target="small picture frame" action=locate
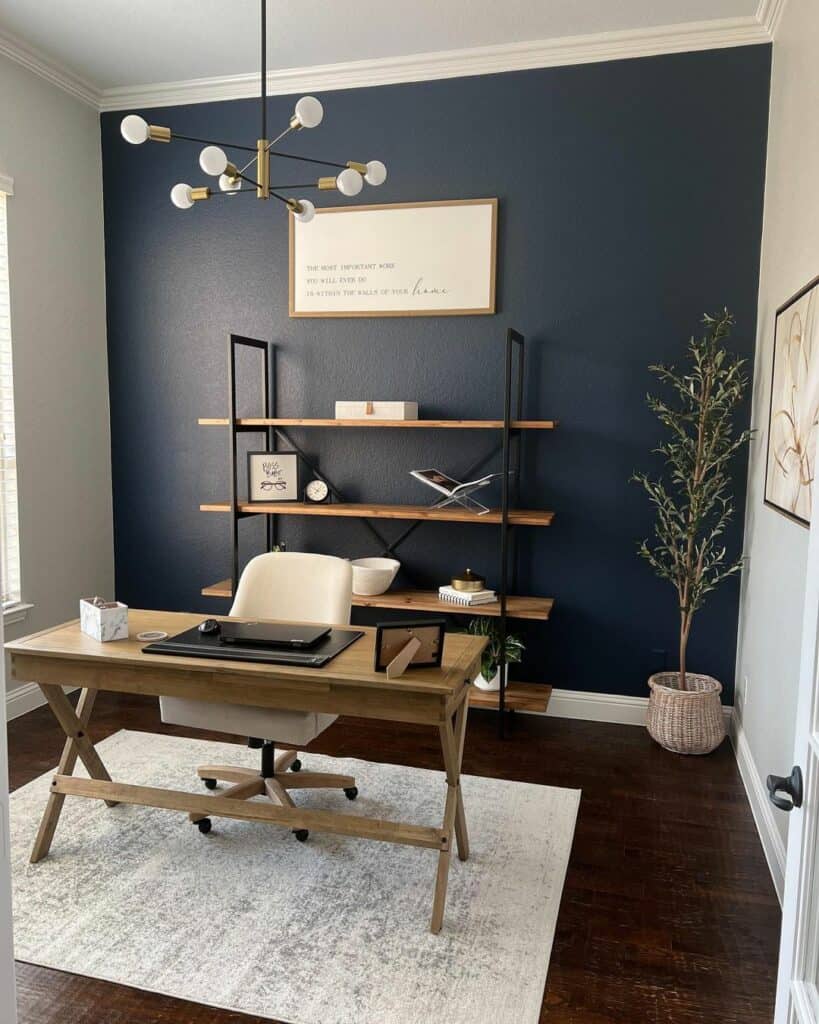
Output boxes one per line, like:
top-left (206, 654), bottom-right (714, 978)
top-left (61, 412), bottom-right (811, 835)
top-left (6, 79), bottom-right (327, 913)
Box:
top-left (373, 619), bottom-right (446, 673)
top-left (247, 451), bottom-right (299, 502)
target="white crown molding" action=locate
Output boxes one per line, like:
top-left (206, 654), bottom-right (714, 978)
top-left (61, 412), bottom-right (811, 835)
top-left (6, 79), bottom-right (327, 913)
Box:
top-left (756, 0), bottom-right (789, 38)
top-left (0, 25), bottom-right (99, 107)
top-left (98, 15), bottom-right (771, 112)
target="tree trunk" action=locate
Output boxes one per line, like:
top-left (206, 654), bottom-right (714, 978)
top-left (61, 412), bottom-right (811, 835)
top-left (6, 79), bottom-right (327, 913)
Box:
top-left (679, 613), bottom-right (690, 691)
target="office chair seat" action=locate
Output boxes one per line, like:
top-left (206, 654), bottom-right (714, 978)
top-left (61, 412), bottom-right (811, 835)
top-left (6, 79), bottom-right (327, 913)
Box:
top-left (159, 551), bottom-right (357, 840)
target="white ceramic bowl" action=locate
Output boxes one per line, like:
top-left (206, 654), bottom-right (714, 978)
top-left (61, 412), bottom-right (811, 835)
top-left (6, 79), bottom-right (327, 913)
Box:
top-left (350, 557), bottom-right (400, 596)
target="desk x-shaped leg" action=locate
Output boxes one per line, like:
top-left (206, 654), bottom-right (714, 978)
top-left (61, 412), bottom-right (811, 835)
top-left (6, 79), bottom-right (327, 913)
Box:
top-left (430, 685), bottom-right (470, 933)
top-left (30, 685), bottom-right (116, 864)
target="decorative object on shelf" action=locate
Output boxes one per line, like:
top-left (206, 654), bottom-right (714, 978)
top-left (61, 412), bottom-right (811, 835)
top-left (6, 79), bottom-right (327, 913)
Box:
top-left (290, 199), bottom-right (497, 318)
top-left (438, 585), bottom-right (497, 607)
top-left (350, 557), bottom-right (400, 596)
top-left (374, 619), bottom-right (445, 675)
top-left (764, 274), bottom-right (819, 526)
top-left (632, 310), bottom-right (751, 755)
top-left (410, 468), bottom-right (505, 515)
top-left (80, 597), bottom-right (129, 642)
top-left (304, 478), bottom-right (330, 503)
top-left (451, 568), bottom-right (486, 592)
top-left (118, 0), bottom-right (386, 223)
top-left (466, 617), bottom-right (524, 691)
top-left (247, 451), bottom-right (298, 503)
top-left (335, 401), bottom-right (419, 421)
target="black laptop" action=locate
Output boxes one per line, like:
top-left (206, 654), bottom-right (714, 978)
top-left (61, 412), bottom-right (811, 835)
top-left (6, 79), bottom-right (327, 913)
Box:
top-left (218, 621), bottom-right (330, 648)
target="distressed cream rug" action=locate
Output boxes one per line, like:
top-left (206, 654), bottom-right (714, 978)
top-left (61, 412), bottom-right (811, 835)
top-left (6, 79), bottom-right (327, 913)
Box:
top-left (10, 730), bottom-right (579, 1024)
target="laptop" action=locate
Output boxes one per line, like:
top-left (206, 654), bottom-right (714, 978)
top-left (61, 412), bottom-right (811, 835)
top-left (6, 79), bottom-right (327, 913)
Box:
top-left (217, 621), bottom-right (330, 649)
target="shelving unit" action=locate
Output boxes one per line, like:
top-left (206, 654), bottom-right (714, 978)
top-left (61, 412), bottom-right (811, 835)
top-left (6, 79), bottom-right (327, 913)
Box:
top-left (200, 330), bottom-right (556, 733)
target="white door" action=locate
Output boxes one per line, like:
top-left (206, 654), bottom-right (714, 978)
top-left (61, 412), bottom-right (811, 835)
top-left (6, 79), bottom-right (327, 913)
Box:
top-left (0, 606), bottom-right (18, 1022)
top-left (774, 510), bottom-right (819, 1024)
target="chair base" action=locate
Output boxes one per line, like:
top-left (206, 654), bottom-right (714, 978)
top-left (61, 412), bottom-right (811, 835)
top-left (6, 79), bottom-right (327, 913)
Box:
top-left (191, 743), bottom-right (358, 839)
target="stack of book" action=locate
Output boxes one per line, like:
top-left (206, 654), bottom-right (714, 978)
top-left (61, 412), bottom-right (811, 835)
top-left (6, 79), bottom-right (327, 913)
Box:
top-left (437, 585), bottom-right (497, 607)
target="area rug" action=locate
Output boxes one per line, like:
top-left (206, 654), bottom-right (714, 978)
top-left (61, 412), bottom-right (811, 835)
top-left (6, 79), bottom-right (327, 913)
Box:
top-left (10, 730), bottom-right (579, 1024)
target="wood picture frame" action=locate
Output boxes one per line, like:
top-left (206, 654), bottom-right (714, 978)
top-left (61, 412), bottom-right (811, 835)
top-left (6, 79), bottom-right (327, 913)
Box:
top-left (373, 619), bottom-right (446, 673)
top-left (764, 273), bottom-right (819, 527)
top-left (289, 198), bottom-right (497, 318)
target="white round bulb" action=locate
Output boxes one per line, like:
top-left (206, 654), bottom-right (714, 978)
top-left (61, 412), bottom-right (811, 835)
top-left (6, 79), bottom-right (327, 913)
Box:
top-left (293, 199), bottom-right (316, 223)
top-left (120, 114), bottom-right (149, 144)
top-left (294, 95), bottom-right (323, 129)
top-left (218, 173), bottom-right (241, 195)
top-left (336, 168), bottom-right (363, 196)
top-left (364, 160), bottom-right (387, 186)
top-left (199, 146), bottom-right (228, 176)
top-left (170, 183), bottom-right (194, 210)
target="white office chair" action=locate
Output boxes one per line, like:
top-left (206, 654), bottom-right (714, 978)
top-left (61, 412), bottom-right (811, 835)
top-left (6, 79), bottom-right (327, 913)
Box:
top-left (160, 551), bottom-right (358, 841)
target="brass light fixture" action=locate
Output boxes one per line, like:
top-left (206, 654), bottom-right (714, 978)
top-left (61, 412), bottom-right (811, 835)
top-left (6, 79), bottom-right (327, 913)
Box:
top-left (119, 0), bottom-right (387, 223)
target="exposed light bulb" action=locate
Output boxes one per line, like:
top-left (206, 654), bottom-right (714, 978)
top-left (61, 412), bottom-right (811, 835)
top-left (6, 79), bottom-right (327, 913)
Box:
top-left (293, 199), bottom-right (316, 223)
top-left (293, 95), bottom-right (323, 129)
top-left (170, 183), bottom-right (194, 210)
top-left (120, 114), bottom-right (149, 144)
top-left (336, 168), bottom-right (363, 196)
top-left (218, 173), bottom-right (241, 194)
top-left (364, 160), bottom-right (387, 186)
top-left (199, 146), bottom-right (228, 176)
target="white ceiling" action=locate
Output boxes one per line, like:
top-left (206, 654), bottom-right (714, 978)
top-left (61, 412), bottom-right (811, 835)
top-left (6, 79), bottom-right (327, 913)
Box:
top-left (0, 0), bottom-right (761, 93)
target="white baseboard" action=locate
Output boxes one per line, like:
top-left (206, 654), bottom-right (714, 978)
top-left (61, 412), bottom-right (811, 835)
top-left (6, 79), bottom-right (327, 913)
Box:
top-left (729, 714), bottom-right (786, 904)
top-left (5, 683), bottom-right (78, 722)
top-left (542, 688), bottom-right (735, 728)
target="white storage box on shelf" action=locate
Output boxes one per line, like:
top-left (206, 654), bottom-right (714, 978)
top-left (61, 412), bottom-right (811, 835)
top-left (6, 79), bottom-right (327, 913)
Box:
top-left (80, 598), bottom-right (129, 642)
top-left (334, 401), bottom-right (418, 421)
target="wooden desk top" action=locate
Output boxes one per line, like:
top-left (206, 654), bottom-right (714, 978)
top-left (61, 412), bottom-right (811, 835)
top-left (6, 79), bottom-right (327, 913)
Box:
top-left (7, 610), bottom-right (485, 700)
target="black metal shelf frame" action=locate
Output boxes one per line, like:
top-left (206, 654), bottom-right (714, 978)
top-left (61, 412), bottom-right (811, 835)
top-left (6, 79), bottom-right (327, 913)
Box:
top-left (220, 328), bottom-right (537, 737)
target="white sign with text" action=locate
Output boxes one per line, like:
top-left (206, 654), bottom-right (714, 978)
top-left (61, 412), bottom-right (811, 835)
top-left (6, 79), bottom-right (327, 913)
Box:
top-left (289, 199), bottom-right (497, 317)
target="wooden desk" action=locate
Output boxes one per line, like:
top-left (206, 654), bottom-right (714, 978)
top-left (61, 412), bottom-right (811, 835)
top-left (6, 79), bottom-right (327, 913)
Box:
top-left (6, 610), bottom-right (485, 933)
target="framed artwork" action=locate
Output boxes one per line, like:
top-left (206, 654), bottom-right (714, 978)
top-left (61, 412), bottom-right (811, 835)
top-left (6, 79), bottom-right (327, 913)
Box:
top-left (765, 274), bottom-right (819, 526)
top-left (373, 619), bottom-right (446, 673)
top-left (289, 198), bottom-right (497, 318)
top-left (247, 451), bottom-right (299, 503)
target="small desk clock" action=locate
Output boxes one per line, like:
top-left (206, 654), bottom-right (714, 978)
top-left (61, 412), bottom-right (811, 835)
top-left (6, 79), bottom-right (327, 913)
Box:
top-left (304, 478), bottom-right (330, 503)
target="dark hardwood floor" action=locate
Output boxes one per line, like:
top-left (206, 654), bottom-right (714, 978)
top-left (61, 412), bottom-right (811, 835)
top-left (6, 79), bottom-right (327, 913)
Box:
top-left (7, 693), bottom-right (780, 1023)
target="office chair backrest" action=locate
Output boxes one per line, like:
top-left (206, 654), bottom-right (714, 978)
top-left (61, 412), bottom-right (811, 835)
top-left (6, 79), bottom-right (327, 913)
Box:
top-left (229, 551), bottom-right (353, 625)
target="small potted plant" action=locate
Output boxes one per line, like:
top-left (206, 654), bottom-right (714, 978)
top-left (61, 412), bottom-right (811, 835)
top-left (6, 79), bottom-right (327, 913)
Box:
top-left (632, 310), bottom-right (751, 754)
top-left (466, 617), bottom-right (525, 691)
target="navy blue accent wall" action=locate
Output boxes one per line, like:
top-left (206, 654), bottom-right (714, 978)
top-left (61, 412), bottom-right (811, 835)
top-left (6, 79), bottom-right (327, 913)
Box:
top-left (101, 45), bottom-right (771, 701)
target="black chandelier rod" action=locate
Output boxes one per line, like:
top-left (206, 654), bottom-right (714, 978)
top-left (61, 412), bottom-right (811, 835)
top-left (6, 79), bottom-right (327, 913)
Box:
top-left (172, 133), bottom-right (257, 153)
top-left (267, 150), bottom-right (346, 170)
top-left (261, 0), bottom-right (267, 141)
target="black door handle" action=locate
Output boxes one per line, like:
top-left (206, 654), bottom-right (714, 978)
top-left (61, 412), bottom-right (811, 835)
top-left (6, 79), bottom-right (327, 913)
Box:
top-left (767, 766), bottom-right (803, 812)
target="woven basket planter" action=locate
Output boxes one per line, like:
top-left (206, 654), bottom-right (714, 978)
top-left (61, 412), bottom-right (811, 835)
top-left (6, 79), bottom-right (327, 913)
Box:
top-left (647, 672), bottom-right (725, 755)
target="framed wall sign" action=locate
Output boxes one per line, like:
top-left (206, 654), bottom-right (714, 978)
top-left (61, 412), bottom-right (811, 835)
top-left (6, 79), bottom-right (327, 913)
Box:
top-left (764, 274), bottom-right (819, 526)
top-left (247, 451), bottom-right (299, 503)
top-left (289, 198), bottom-right (497, 318)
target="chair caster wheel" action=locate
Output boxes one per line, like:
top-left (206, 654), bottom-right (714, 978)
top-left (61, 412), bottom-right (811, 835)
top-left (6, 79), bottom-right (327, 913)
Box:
top-left (344, 786), bottom-right (359, 801)
top-left (202, 777), bottom-right (217, 790)
top-left (196, 818), bottom-right (213, 835)
top-left (290, 759), bottom-right (302, 773)
top-left (293, 829), bottom-right (309, 842)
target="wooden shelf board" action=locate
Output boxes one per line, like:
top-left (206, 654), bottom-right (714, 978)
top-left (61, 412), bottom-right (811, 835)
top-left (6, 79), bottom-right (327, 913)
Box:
top-left (200, 501), bottom-right (554, 527)
top-left (469, 682), bottom-right (552, 712)
top-left (198, 417), bottom-right (556, 430)
top-left (200, 580), bottom-right (554, 620)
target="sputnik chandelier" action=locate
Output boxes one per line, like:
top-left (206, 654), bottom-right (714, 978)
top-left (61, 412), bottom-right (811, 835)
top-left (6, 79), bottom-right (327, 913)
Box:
top-left (118, 0), bottom-right (386, 224)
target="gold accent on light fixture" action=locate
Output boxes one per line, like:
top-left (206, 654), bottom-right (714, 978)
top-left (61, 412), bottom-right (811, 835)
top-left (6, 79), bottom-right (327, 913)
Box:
top-left (286, 198), bottom-right (304, 214)
top-left (289, 113), bottom-right (302, 130)
top-left (225, 162), bottom-right (238, 179)
top-left (318, 176), bottom-right (337, 190)
top-left (346, 161), bottom-right (367, 174)
top-left (190, 187), bottom-right (211, 201)
top-left (257, 139), bottom-right (270, 199)
top-left (148, 125), bottom-right (171, 143)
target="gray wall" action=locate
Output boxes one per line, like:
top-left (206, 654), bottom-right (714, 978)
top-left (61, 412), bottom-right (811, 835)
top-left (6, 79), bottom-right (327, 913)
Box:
top-left (0, 53), bottom-right (113, 698)
top-left (735, 0), bottom-right (819, 854)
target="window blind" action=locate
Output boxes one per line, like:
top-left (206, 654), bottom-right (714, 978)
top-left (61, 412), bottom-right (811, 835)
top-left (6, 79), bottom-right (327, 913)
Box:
top-left (0, 191), bottom-right (21, 607)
